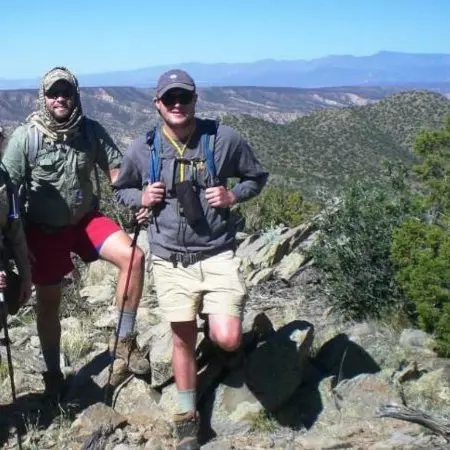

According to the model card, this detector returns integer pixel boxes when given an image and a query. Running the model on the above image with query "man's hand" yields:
[205,186,236,208]
[135,207,150,225]
[0,271,32,308]
[141,182,166,208]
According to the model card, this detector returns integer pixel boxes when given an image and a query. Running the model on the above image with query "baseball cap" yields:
[156,69,196,98]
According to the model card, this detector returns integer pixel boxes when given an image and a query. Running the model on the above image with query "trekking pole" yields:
[104,221,141,406]
[0,290,22,449]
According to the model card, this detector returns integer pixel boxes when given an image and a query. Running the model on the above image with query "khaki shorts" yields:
[150,250,247,322]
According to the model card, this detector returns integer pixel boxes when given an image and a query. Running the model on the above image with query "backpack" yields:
[23,118,102,210]
[0,162,20,223]
[0,164,21,263]
[146,119,219,186]
[0,167,28,322]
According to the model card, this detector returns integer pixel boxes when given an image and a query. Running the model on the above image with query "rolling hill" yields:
[1,86,449,198]
[222,91,450,196]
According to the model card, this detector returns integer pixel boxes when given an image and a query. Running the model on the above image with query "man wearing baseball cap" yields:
[114,68,269,449]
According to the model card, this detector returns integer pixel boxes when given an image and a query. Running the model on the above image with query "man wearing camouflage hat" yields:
[2,67,150,400]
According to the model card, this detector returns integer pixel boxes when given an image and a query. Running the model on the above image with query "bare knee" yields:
[211,326,241,352]
[100,231,145,272]
[119,246,144,273]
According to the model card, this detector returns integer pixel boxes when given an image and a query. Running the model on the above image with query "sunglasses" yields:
[160,91,194,107]
[45,87,74,99]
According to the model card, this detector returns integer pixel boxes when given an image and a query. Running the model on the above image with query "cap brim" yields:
[43,77,75,92]
[157,83,195,98]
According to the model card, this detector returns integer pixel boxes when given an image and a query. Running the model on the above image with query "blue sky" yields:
[1,0,448,79]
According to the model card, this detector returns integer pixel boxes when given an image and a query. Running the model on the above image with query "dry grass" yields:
[249,411,277,433]
[61,321,92,362]
[0,360,8,381]
[83,259,118,288]
[403,369,450,417]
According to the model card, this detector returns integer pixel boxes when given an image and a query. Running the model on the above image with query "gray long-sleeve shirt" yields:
[113,118,268,260]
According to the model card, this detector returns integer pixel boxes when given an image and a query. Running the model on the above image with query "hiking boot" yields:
[173,410,200,450]
[107,358,131,388]
[109,332,150,375]
[42,370,67,403]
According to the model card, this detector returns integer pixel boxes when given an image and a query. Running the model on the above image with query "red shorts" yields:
[26,211,121,285]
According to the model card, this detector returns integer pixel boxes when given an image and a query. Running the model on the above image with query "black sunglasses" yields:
[160,91,194,107]
[45,87,74,99]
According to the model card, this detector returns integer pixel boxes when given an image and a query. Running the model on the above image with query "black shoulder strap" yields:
[26,125,43,169]
[82,118,102,205]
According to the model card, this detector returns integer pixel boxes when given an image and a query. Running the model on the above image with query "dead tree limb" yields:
[376,403,450,442]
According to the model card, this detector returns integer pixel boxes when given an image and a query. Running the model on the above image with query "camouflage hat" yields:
[42,66,78,92]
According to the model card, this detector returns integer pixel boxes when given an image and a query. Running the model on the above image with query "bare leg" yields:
[36,284,62,372]
[98,230,144,312]
[171,321,198,391]
[99,229,150,375]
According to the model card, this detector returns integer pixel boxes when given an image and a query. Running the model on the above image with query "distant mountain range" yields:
[2,51,450,90]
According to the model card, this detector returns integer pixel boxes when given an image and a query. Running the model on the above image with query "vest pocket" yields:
[37,157,55,170]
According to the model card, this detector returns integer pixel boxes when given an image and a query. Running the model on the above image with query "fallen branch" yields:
[376,403,450,441]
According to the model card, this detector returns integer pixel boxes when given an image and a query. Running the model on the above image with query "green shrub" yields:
[309,165,412,321]
[392,220,450,355]
[391,117,450,356]
[234,184,317,233]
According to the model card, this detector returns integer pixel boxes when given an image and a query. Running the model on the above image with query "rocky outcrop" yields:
[237,222,317,286]
[0,225,449,449]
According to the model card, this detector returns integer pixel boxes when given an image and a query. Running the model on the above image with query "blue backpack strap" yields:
[146,126,161,184]
[201,119,219,186]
